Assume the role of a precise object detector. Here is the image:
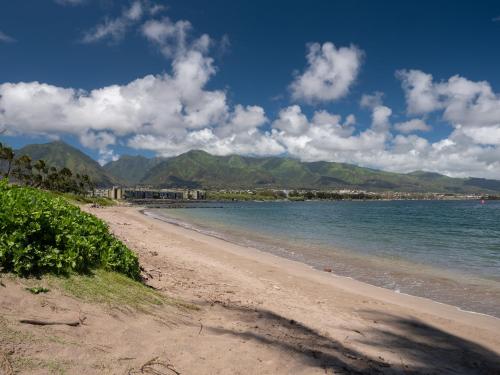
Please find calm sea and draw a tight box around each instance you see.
[147,200,500,317]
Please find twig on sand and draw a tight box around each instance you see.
[19,319,80,327]
[0,351,14,375]
[198,322,203,335]
[140,266,154,280]
[78,311,88,325]
[128,356,181,375]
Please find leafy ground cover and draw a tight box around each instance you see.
[0,179,139,279]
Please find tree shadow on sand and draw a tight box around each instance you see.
[205,303,500,374]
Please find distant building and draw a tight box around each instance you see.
[123,188,185,200]
[94,186,123,199]
[93,188,109,198]
[93,187,206,201]
[188,189,206,200]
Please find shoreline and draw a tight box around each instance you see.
[83,204,500,372]
[141,207,500,326]
[143,207,500,321]
[129,197,493,206]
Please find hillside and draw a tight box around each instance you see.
[6,141,500,193]
[17,141,119,187]
[134,150,500,193]
[104,155,165,185]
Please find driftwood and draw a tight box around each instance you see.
[19,319,80,327]
[128,356,181,375]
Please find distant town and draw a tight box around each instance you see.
[94,186,499,202]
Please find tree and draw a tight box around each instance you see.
[0,142,15,178]
[46,166,59,191]
[304,191,316,200]
[12,155,33,185]
[0,141,94,195]
[32,159,48,187]
[81,174,95,194]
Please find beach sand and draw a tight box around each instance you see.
[2,204,499,374]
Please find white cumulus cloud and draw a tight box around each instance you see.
[142,18,197,58]
[397,69,500,132]
[360,92,392,133]
[290,42,363,103]
[2,12,500,179]
[394,119,432,133]
[82,1,164,43]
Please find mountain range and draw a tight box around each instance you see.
[11,141,500,193]
[16,141,120,187]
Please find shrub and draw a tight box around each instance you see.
[0,179,140,279]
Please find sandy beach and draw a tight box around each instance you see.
[91,205,500,373]
[2,204,499,374]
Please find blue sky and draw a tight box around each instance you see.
[1,0,500,178]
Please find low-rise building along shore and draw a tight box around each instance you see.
[94,187,206,201]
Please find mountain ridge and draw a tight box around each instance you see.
[6,141,500,193]
[104,154,166,186]
[132,149,500,193]
[16,141,120,187]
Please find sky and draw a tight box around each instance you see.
[1,0,500,178]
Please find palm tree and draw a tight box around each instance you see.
[13,155,33,185]
[0,142,91,194]
[32,159,48,187]
[46,166,59,190]
[58,167,75,192]
[81,174,94,195]
[0,142,15,179]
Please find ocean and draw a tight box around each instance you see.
[147,200,500,317]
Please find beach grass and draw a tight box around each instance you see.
[49,191,116,207]
[55,270,197,313]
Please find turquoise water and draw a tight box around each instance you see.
[148,200,500,317]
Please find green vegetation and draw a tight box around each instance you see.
[58,269,196,312]
[48,191,115,207]
[207,190,286,201]
[1,141,95,194]
[16,141,119,187]
[120,149,500,194]
[207,190,386,201]
[5,141,500,193]
[0,180,139,279]
[25,286,50,294]
[291,190,382,200]
[104,154,165,185]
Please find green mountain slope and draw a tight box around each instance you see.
[103,155,165,185]
[17,141,118,187]
[136,150,500,193]
[9,142,500,193]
